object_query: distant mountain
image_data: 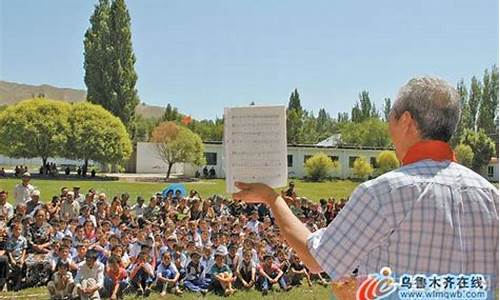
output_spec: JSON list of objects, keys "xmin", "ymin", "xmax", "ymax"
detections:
[
  {"xmin": 0, "ymin": 80, "xmax": 165, "ymax": 119},
  {"xmin": 0, "ymin": 80, "xmax": 86, "ymax": 105}
]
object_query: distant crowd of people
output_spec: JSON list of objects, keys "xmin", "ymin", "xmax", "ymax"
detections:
[
  {"xmin": 0, "ymin": 176, "xmax": 348, "ymax": 299},
  {"xmin": 195, "ymin": 166, "xmax": 217, "ymax": 179},
  {"xmin": 0, "ymin": 164, "xmax": 97, "ymax": 178}
]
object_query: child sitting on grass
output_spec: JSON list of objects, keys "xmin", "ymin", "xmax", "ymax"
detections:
[
  {"xmin": 257, "ymin": 253, "xmax": 291, "ymax": 295},
  {"xmin": 288, "ymin": 253, "xmax": 312, "ymax": 287},
  {"xmin": 155, "ymin": 251, "xmax": 182, "ymax": 296},
  {"xmin": 210, "ymin": 247, "xmax": 236, "ymax": 296},
  {"xmin": 47, "ymin": 261, "xmax": 74, "ymax": 300},
  {"xmin": 104, "ymin": 255, "xmax": 128, "ymax": 300},
  {"xmin": 128, "ymin": 250, "xmax": 154, "ymax": 297},
  {"xmin": 235, "ymin": 249, "xmax": 256, "ymax": 290},
  {"xmin": 183, "ymin": 249, "xmax": 210, "ymax": 295}
]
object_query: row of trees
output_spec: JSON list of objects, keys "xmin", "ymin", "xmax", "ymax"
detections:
[
  {"xmin": 0, "ymin": 99, "xmax": 132, "ymax": 170},
  {"xmin": 452, "ymin": 66, "xmax": 498, "ymax": 173},
  {"xmin": 134, "ymin": 104, "xmax": 224, "ymax": 143},
  {"xmin": 304, "ymin": 150, "xmax": 400, "ymax": 181},
  {"xmin": 136, "ymin": 66, "xmax": 497, "ymax": 150}
]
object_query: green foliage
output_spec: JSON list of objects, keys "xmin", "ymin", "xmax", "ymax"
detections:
[
  {"xmin": 491, "ymin": 65, "xmax": 499, "ymax": 132},
  {"xmin": 163, "ymin": 103, "xmax": 180, "ymax": 122},
  {"xmin": 454, "ymin": 144, "xmax": 474, "ymax": 169},
  {"xmin": 288, "ymin": 89, "xmax": 302, "ymax": 111},
  {"xmin": 67, "ymin": 102, "xmax": 132, "ymax": 165},
  {"xmin": 285, "ymin": 89, "xmax": 341, "ymax": 144},
  {"xmin": 353, "ymin": 156, "xmax": 373, "ymax": 179},
  {"xmin": 460, "ymin": 129, "xmax": 496, "ymax": 173},
  {"xmin": 351, "ymin": 91, "xmax": 379, "ymax": 123},
  {"xmin": 151, "ymin": 122, "xmax": 206, "ymax": 178},
  {"xmin": 287, "ymin": 107, "xmax": 304, "ymax": 144},
  {"xmin": 84, "ymin": 0, "xmax": 113, "ymax": 119},
  {"xmin": 451, "ymin": 79, "xmax": 470, "ymax": 147},
  {"xmin": 84, "ymin": 0, "xmax": 139, "ymax": 134},
  {"xmin": 188, "ymin": 118, "xmax": 224, "ymax": 141},
  {"xmin": 304, "ymin": 153, "xmax": 339, "ymax": 182},
  {"xmin": 286, "ymin": 89, "xmax": 305, "ymax": 144},
  {"xmin": 377, "ymin": 150, "xmax": 400, "ymax": 173},
  {"xmin": 301, "ymin": 111, "xmax": 320, "ymax": 144},
  {"xmin": 383, "ymin": 98, "xmax": 391, "ymax": 122},
  {"xmin": 337, "ymin": 112, "xmax": 349, "ymax": 123},
  {"xmin": 468, "ymin": 76, "xmax": 482, "ymax": 131},
  {"xmin": 340, "ymin": 118, "xmax": 391, "ymax": 147},
  {"xmin": 477, "ymin": 66, "xmax": 498, "ymax": 135},
  {"xmin": 134, "ymin": 115, "xmax": 159, "ymax": 142},
  {"xmin": 315, "ymin": 108, "xmax": 332, "ymax": 141},
  {"xmin": 0, "ymin": 98, "xmax": 71, "ymax": 165}
]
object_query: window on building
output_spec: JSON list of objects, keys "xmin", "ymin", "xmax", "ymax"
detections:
[
  {"xmin": 304, "ymin": 155, "xmax": 312, "ymax": 164},
  {"xmin": 488, "ymin": 166, "xmax": 494, "ymax": 178},
  {"xmin": 370, "ymin": 157, "xmax": 378, "ymax": 168},
  {"xmin": 287, "ymin": 155, "xmax": 293, "ymax": 167},
  {"xmin": 329, "ymin": 156, "xmax": 339, "ymax": 163},
  {"xmin": 349, "ymin": 156, "xmax": 358, "ymax": 168},
  {"xmin": 205, "ymin": 152, "xmax": 217, "ymax": 165}
]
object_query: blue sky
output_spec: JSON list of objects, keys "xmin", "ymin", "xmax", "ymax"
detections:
[{"xmin": 1, "ymin": 0, "xmax": 498, "ymax": 120}]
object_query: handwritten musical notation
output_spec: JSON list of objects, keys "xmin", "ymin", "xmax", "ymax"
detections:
[{"xmin": 224, "ymin": 105, "xmax": 288, "ymax": 193}]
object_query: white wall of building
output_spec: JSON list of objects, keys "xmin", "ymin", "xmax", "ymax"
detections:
[
  {"xmin": 184, "ymin": 143, "xmax": 226, "ymax": 178},
  {"xmin": 286, "ymin": 146, "xmax": 384, "ymax": 178},
  {"xmin": 136, "ymin": 142, "xmax": 184, "ymax": 175},
  {"xmin": 137, "ymin": 142, "xmax": 388, "ymax": 179},
  {"xmin": 483, "ymin": 158, "xmax": 499, "ymax": 182}
]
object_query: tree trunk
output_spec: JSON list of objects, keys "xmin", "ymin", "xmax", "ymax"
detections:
[
  {"xmin": 166, "ymin": 163, "xmax": 173, "ymax": 179},
  {"xmin": 42, "ymin": 157, "xmax": 47, "ymax": 175}
]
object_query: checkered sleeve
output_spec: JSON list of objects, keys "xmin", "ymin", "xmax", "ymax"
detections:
[{"xmin": 307, "ymin": 184, "xmax": 389, "ymax": 280}]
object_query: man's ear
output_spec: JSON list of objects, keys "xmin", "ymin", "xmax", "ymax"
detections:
[{"xmin": 400, "ymin": 111, "xmax": 417, "ymax": 135}]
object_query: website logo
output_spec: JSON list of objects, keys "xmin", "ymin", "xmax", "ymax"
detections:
[{"xmin": 357, "ymin": 267, "xmax": 398, "ymax": 300}]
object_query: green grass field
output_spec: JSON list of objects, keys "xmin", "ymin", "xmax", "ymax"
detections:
[
  {"xmin": 0, "ymin": 177, "xmax": 360, "ymax": 204},
  {"xmin": 0, "ymin": 284, "xmax": 333, "ymax": 300}
]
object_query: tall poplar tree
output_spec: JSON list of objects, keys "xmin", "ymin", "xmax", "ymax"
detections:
[
  {"xmin": 287, "ymin": 89, "xmax": 304, "ymax": 143},
  {"xmin": 477, "ymin": 65, "xmax": 499, "ymax": 135},
  {"xmin": 451, "ymin": 79, "xmax": 470, "ymax": 147},
  {"xmin": 108, "ymin": 0, "xmax": 140, "ymax": 133},
  {"xmin": 84, "ymin": 0, "xmax": 113, "ymax": 113},
  {"xmin": 84, "ymin": 0, "xmax": 139, "ymax": 135},
  {"xmin": 468, "ymin": 76, "xmax": 482, "ymax": 131}
]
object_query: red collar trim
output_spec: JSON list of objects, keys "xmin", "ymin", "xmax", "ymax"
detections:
[{"xmin": 402, "ymin": 140, "xmax": 456, "ymax": 166}]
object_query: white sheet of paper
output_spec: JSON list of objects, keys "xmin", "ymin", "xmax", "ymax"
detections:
[{"xmin": 224, "ymin": 105, "xmax": 288, "ymax": 193}]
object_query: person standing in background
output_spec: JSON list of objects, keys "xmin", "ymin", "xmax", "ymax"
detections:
[{"xmin": 14, "ymin": 173, "xmax": 35, "ymax": 205}]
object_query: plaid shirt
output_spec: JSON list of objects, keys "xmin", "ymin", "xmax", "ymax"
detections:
[{"xmin": 307, "ymin": 160, "xmax": 499, "ymax": 285}]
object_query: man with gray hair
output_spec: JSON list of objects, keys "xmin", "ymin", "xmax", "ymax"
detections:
[{"xmin": 233, "ymin": 77, "xmax": 499, "ymax": 299}]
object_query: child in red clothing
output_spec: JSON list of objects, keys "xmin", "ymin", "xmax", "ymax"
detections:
[{"xmin": 104, "ymin": 256, "xmax": 129, "ymax": 300}]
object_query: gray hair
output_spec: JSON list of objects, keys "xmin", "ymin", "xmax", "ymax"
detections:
[{"xmin": 391, "ymin": 76, "xmax": 461, "ymax": 142}]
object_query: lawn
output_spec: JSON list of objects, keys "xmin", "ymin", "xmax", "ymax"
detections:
[
  {"xmin": 0, "ymin": 284, "xmax": 334, "ymax": 300},
  {"xmin": 0, "ymin": 177, "xmax": 360, "ymax": 204}
]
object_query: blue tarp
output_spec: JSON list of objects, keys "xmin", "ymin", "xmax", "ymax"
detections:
[{"xmin": 161, "ymin": 183, "xmax": 187, "ymax": 198}]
